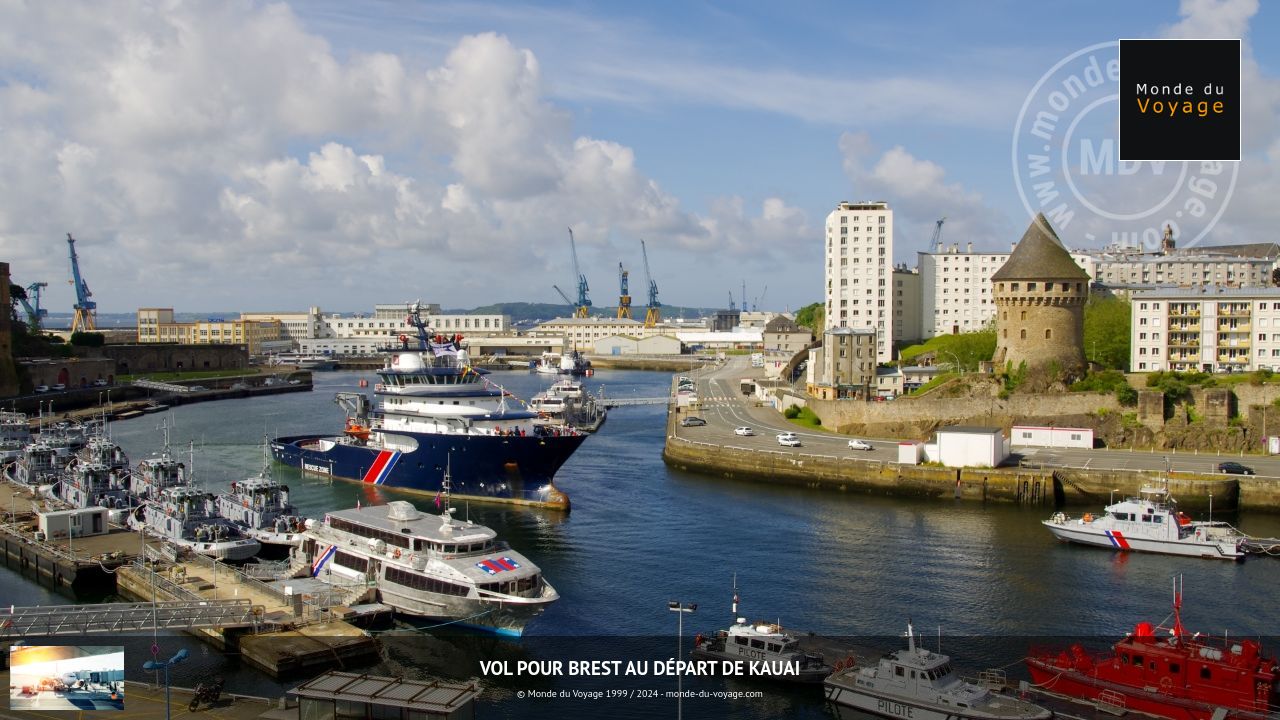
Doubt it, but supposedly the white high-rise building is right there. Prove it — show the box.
[825,201,893,361]
[917,243,1096,339]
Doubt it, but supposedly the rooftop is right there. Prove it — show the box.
[1133,286,1280,299]
[991,213,1091,281]
[938,425,1003,436]
[291,671,478,715]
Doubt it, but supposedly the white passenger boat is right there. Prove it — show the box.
[825,622,1051,720]
[300,468,558,636]
[1043,484,1245,560]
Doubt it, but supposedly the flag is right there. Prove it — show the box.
[434,491,442,508]
[356,498,361,509]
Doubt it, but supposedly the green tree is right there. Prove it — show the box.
[899,327,995,370]
[794,302,824,332]
[1083,295,1131,370]
[69,332,105,347]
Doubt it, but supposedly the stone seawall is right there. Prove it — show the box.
[662,411,1274,511]
[806,392,1118,439]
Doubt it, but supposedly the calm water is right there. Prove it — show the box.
[6,369,1280,719]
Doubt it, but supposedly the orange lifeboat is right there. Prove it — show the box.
[344,419,371,442]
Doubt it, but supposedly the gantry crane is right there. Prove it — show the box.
[13,282,48,332]
[67,233,97,333]
[640,240,661,328]
[567,228,591,318]
[616,263,632,320]
[931,217,946,249]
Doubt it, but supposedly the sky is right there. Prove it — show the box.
[1,0,1277,315]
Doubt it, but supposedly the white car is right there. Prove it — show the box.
[847,439,873,451]
[778,436,801,447]
[734,427,754,436]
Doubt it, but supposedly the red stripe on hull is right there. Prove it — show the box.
[1112,530,1131,550]
[362,451,392,483]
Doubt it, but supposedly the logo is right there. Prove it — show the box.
[1012,41,1237,251]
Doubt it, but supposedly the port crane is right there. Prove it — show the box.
[753,285,768,313]
[567,227,591,318]
[67,233,97,332]
[553,285,575,308]
[640,240,661,328]
[616,263,632,320]
[11,282,48,332]
[931,217,946,249]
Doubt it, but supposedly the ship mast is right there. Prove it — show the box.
[1171,575,1186,639]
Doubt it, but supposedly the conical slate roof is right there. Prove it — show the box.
[991,213,1090,281]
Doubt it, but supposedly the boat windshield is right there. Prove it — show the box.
[926,663,954,680]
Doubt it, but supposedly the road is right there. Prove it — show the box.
[671,357,1280,479]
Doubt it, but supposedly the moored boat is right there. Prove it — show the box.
[299,480,558,636]
[826,622,1051,720]
[271,302,586,508]
[128,486,260,562]
[1043,484,1246,560]
[1025,579,1279,720]
[691,583,832,683]
[211,468,304,558]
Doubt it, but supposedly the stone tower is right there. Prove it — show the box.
[991,214,1089,373]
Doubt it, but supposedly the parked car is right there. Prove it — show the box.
[1217,461,1256,475]
[776,431,797,442]
[92,379,109,387]
[680,416,707,427]
[734,427,755,436]
[51,383,66,391]
[34,385,49,393]
[847,439,873,451]
[778,435,802,447]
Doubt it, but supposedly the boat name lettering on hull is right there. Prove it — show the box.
[878,699,915,718]
[302,463,332,474]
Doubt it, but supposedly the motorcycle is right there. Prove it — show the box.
[188,677,224,712]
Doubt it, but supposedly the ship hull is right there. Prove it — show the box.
[1025,658,1271,720]
[270,432,586,508]
[826,675,1051,720]
[1043,522,1243,560]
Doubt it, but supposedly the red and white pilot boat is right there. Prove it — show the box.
[1026,579,1279,720]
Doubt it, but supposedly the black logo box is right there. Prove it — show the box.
[1119,38,1240,162]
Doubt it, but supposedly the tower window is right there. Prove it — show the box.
[1020,329,1027,340]
[1045,329,1052,339]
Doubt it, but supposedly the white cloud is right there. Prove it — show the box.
[0,1,807,311]
[838,132,1010,257]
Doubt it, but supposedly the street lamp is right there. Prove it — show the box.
[143,648,188,720]
[668,601,697,720]
[941,350,964,375]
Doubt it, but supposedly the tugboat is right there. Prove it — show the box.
[299,464,558,636]
[271,302,586,508]
[128,486,260,562]
[1043,484,1246,560]
[691,581,832,683]
[826,621,1051,720]
[210,461,304,558]
[1025,578,1279,720]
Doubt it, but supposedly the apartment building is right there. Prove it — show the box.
[1129,287,1280,373]
[824,201,893,361]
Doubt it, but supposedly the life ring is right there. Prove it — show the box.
[399,334,407,343]
[1160,676,1173,693]
[393,548,401,559]
[834,659,845,672]
[846,655,855,668]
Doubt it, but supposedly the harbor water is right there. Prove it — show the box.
[6,369,1280,719]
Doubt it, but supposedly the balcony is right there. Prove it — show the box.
[1216,323,1250,333]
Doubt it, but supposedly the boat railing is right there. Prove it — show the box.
[974,669,1008,691]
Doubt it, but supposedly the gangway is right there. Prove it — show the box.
[0,599,263,638]
[132,378,193,393]
[599,397,666,408]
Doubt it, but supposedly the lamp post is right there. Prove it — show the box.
[668,601,697,720]
[941,350,964,375]
[143,648,188,720]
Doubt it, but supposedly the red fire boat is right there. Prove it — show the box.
[1026,580,1278,720]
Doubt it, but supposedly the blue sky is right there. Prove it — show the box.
[1,0,1276,315]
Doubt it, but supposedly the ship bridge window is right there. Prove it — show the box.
[750,640,765,649]
[1200,666,1211,679]
[1132,654,1144,666]
[895,666,905,677]
[734,637,748,646]
[768,644,781,653]
[1169,662,1180,673]
[1142,514,1153,522]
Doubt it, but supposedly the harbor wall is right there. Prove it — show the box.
[806,392,1118,440]
[662,412,1271,511]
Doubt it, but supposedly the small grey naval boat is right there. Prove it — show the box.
[825,622,1050,720]
[691,583,832,683]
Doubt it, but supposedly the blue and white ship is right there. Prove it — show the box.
[271,302,587,508]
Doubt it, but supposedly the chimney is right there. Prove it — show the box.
[967,242,973,253]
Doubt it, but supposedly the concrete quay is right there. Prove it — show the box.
[663,358,1280,512]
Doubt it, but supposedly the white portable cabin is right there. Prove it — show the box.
[924,426,1009,468]
[1010,425,1094,449]
[38,506,109,539]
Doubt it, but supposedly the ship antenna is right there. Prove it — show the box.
[732,573,739,617]
[1171,575,1186,639]
[906,619,916,654]
[440,454,452,516]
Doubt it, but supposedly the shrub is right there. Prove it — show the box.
[1115,385,1138,406]
[783,405,800,419]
